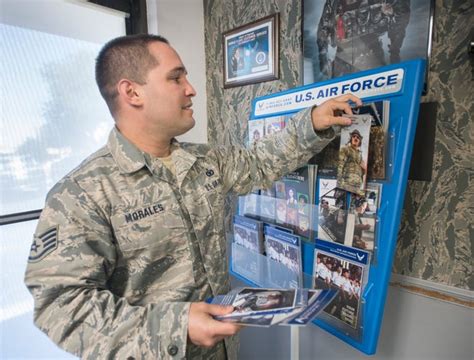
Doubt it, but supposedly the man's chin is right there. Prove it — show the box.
[186,117,196,131]
[175,118,196,136]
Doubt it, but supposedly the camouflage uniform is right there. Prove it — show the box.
[24,107,336,359]
[337,144,364,194]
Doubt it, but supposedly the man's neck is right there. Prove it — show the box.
[132,137,173,158]
[116,123,173,158]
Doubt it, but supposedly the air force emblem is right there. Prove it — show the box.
[28,226,58,263]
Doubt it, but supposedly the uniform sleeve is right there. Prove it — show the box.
[24,178,189,359]
[337,146,347,177]
[213,107,337,194]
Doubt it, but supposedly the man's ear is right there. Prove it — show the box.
[117,79,143,107]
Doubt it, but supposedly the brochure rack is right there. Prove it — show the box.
[230,59,426,354]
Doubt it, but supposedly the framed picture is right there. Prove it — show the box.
[303,0,435,93]
[223,13,280,88]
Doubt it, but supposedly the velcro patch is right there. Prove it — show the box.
[28,226,58,263]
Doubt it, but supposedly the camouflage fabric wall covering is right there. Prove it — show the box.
[204,0,473,291]
[394,0,473,291]
[203,0,302,235]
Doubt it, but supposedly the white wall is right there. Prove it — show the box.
[236,280,474,360]
[147,0,208,144]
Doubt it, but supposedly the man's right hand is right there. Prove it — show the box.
[311,94,363,131]
[188,302,242,348]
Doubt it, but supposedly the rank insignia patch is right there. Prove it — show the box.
[28,226,58,263]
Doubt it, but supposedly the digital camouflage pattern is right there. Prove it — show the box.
[25,107,338,359]
[337,145,364,195]
[394,0,474,291]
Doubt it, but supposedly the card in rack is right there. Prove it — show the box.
[264,226,302,289]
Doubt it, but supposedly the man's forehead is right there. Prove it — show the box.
[148,41,184,68]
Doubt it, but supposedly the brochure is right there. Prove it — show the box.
[208,287,337,327]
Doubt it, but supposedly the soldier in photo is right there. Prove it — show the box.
[234,290,284,313]
[352,195,372,249]
[317,0,411,78]
[314,255,333,289]
[230,46,245,77]
[337,129,366,194]
[319,198,347,243]
[24,34,361,359]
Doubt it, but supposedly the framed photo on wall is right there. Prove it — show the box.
[303,0,435,93]
[223,13,280,88]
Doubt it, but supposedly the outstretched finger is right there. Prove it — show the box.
[333,93,363,106]
[330,101,355,116]
[326,115,352,127]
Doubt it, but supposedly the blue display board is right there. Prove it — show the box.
[232,59,426,355]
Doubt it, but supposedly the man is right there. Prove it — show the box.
[230,46,244,77]
[337,129,366,193]
[315,256,332,290]
[319,197,346,244]
[352,195,371,249]
[328,264,345,317]
[24,34,361,359]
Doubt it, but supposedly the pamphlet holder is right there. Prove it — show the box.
[231,59,426,355]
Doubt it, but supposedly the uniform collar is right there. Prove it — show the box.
[107,127,147,174]
[171,140,198,186]
[108,128,198,185]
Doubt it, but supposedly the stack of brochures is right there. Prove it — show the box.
[207,287,337,327]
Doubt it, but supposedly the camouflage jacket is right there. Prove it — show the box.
[24,107,336,359]
[337,144,364,193]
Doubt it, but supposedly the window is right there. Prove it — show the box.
[1,22,114,215]
[0,220,75,358]
[0,0,146,357]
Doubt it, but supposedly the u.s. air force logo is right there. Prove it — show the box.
[28,226,58,263]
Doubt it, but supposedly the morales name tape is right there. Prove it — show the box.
[254,68,404,117]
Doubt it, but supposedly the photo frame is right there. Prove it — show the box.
[223,13,280,88]
[302,0,435,94]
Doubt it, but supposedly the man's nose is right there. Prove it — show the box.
[185,79,196,97]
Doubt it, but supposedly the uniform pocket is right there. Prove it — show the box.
[110,203,187,253]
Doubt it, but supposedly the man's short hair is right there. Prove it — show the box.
[95,34,169,115]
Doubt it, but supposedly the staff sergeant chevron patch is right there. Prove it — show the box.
[28,226,58,263]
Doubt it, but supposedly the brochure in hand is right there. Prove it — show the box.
[207,287,338,327]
